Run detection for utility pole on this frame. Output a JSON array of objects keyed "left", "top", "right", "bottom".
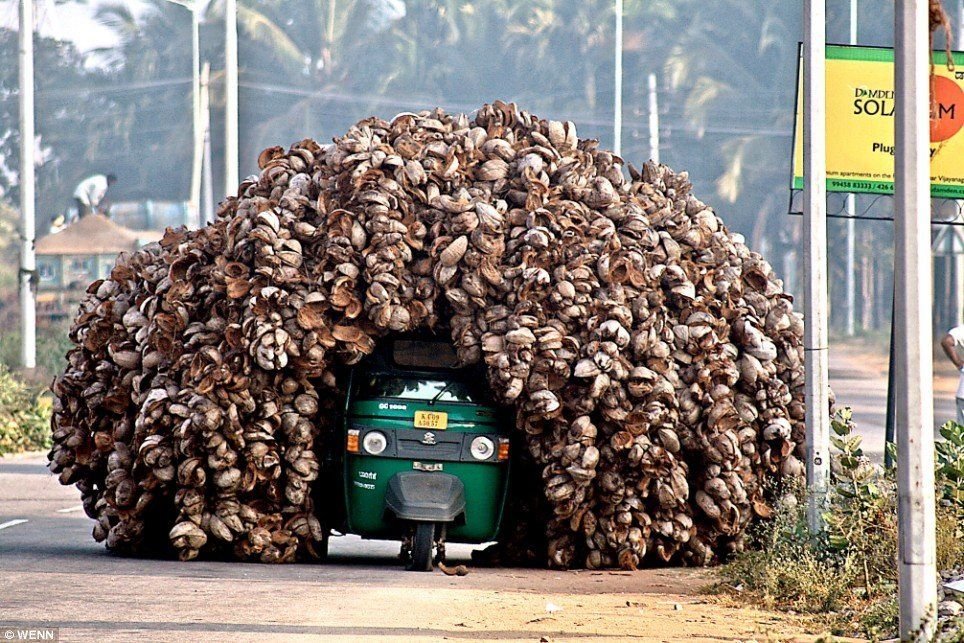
[
  {"left": 19, "top": 0, "right": 36, "bottom": 370},
  {"left": 224, "top": 0, "right": 239, "bottom": 195},
  {"left": 188, "top": 2, "right": 201, "bottom": 227},
  {"left": 648, "top": 73, "right": 660, "bottom": 163},
  {"left": 200, "top": 62, "right": 213, "bottom": 225},
  {"left": 845, "top": 0, "right": 858, "bottom": 336},
  {"left": 803, "top": 0, "right": 830, "bottom": 533},
  {"left": 613, "top": 0, "right": 623, "bottom": 156},
  {"left": 894, "top": 0, "right": 937, "bottom": 637}
]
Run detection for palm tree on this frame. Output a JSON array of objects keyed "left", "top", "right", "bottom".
[
  {"left": 665, "top": 0, "right": 797, "bottom": 231},
  {"left": 217, "top": 0, "right": 402, "bottom": 168},
  {"left": 94, "top": 0, "right": 195, "bottom": 202}
]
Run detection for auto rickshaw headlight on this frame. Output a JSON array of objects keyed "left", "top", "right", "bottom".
[
  {"left": 470, "top": 436, "right": 495, "bottom": 460},
  {"left": 362, "top": 431, "right": 388, "bottom": 455}
]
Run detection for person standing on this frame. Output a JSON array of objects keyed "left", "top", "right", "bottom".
[
  {"left": 72, "top": 173, "right": 116, "bottom": 219},
  {"left": 940, "top": 324, "right": 964, "bottom": 424}
]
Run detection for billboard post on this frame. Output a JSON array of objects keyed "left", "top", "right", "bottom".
[
  {"left": 803, "top": 0, "right": 830, "bottom": 533},
  {"left": 893, "top": 1, "right": 937, "bottom": 636}
]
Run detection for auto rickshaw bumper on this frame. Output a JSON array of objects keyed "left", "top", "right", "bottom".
[{"left": 384, "top": 471, "right": 466, "bottom": 522}]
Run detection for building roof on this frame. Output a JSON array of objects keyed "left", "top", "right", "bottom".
[{"left": 36, "top": 214, "right": 161, "bottom": 256}]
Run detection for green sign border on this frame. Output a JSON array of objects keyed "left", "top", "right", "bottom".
[
  {"left": 826, "top": 44, "right": 964, "bottom": 65},
  {"left": 792, "top": 175, "right": 964, "bottom": 198},
  {"left": 791, "top": 44, "right": 964, "bottom": 199}
]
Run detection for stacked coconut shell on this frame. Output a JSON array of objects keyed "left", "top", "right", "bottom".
[{"left": 48, "top": 102, "right": 806, "bottom": 568}]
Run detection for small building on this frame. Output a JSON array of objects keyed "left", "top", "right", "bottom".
[{"left": 35, "top": 214, "right": 161, "bottom": 317}]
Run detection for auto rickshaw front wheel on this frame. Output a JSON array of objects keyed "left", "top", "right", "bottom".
[{"left": 408, "top": 522, "right": 436, "bottom": 572}]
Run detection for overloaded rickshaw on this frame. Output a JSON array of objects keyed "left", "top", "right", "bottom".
[{"left": 332, "top": 337, "right": 512, "bottom": 571}]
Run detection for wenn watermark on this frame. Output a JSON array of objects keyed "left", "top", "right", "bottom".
[{"left": 0, "top": 627, "right": 59, "bottom": 641}]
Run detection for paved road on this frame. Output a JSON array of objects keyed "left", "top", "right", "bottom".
[
  {"left": 0, "top": 454, "right": 806, "bottom": 642},
  {"left": 2, "top": 343, "right": 944, "bottom": 641},
  {"left": 828, "top": 343, "right": 957, "bottom": 458}
]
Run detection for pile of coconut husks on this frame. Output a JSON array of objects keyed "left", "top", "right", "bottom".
[{"left": 48, "top": 102, "right": 806, "bottom": 569}]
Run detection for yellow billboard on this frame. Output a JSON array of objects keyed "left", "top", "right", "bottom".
[{"left": 792, "top": 44, "right": 964, "bottom": 197}]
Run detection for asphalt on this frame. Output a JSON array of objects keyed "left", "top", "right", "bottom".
[
  {"left": 0, "top": 347, "right": 934, "bottom": 642},
  {"left": 0, "top": 454, "right": 812, "bottom": 643},
  {"left": 828, "top": 343, "right": 958, "bottom": 457}
]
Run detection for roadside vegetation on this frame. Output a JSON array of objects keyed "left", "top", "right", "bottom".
[
  {"left": 0, "top": 200, "right": 62, "bottom": 457},
  {"left": 716, "top": 409, "right": 964, "bottom": 639},
  {"left": 0, "top": 364, "right": 52, "bottom": 456}
]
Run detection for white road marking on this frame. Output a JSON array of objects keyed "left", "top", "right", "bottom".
[
  {"left": 0, "top": 519, "right": 28, "bottom": 531},
  {"left": 56, "top": 505, "right": 83, "bottom": 514}
]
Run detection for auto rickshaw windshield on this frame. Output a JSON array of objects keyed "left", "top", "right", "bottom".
[{"left": 356, "top": 375, "right": 484, "bottom": 404}]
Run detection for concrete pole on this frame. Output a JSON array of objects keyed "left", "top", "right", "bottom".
[
  {"left": 894, "top": 0, "right": 937, "bottom": 637},
  {"left": 188, "top": 6, "right": 201, "bottom": 227},
  {"left": 613, "top": 0, "right": 623, "bottom": 156},
  {"left": 803, "top": 0, "right": 830, "bottom": 533},
  {"left": 845, "top": 0, "right": 858, "bottom": 336},
  {"left": 648, "top": 73, "right": 660, "bottom": 163},
  {"left": 224, "top": 0, "right": 239, "bottom": 195},
  {"left": 19, "top": 0, "right": 36, "bottom": 370},
  {"left": 200, "top": 62, "right": 214, "bottom": 225}
]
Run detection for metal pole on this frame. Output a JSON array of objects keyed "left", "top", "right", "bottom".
[
  {"left": 224, "top": 0, "right": 239, "bottom": 195},
  {"left": 19, "top": 0, "right": 36, "bottom": 370},
  {"left": 648, "top": 73, "right": 660, "bottom": 163},
  {"left": 845, "top": 0, "right": 858, "bottom": 336},
  {"left": 894, "top": 0, "right": 937, "bottom": 637},
  {"left": 803, "top": 0, "right": 830, "bottom": 533},
  {"left": 188, "top": 6, "right": 201, "bottom": 227},
  {"left": 613, "top": 0, "right": 623, "bottom": 156}
]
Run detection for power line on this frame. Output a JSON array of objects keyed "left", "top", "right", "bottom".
[{"left": 35, "top": 77, "right": 192, "bottom": 97}]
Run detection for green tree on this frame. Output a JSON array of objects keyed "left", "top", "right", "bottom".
[
  {"left": 93, "top": 0, "right": 195, "bottom": 203},
  {"left": 223, "top": 0, "right": 403, "bottom": 171},
  {"left": 665, "top": 0, "right": 798, "bottom": 243}
]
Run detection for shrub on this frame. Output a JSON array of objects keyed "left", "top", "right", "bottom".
[
  {"left": 823, "top": 408, "right": 898, "bottom": 596},
  {"left": 717, "top": 409, "right": 901, "bottom": 638},
  {"left": 936, "top": 421, "right": 964, "bottom": 571},
  {"left": 0, "top": 318, "right": 74, "bottom": 384},
  {"left": 719, "top": 412, "right": 964, "bottom": 638},
  {"left": 0, "top": 364, "right": 52, "bottom": 455}
]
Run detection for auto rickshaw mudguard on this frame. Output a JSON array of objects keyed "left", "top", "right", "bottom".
[{"left": 384, "top": 471, "right": 466, "bottom": 523}]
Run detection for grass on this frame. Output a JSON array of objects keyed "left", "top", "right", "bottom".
[
  {"left": 715, "top": 410, "right": 964, "bottom": 640},
  {"left": 715, "top": 494, "right": 898, "bottom": 639}
]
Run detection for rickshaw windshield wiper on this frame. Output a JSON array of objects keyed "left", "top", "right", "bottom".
[{"left": 428, "top": 381, "right": 456, "bottom": 406}]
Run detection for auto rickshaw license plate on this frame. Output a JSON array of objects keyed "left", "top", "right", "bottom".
[{"left": 414, "top": 410, "right": 448, "bottom": 430}]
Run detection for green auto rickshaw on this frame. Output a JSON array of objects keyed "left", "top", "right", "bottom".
[{"left": 339, "top": 337, "right": 511, "bottom": 571}]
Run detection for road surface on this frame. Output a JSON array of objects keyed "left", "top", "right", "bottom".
[
  {"left": 0, "top": 453, "right": 810, "bottom": 642},
  {"left": 1, "top": 340, "right": 937, "bottom": 642},
  {"left": 829, "top": 341, "right": 958, "bottom": 458}
]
